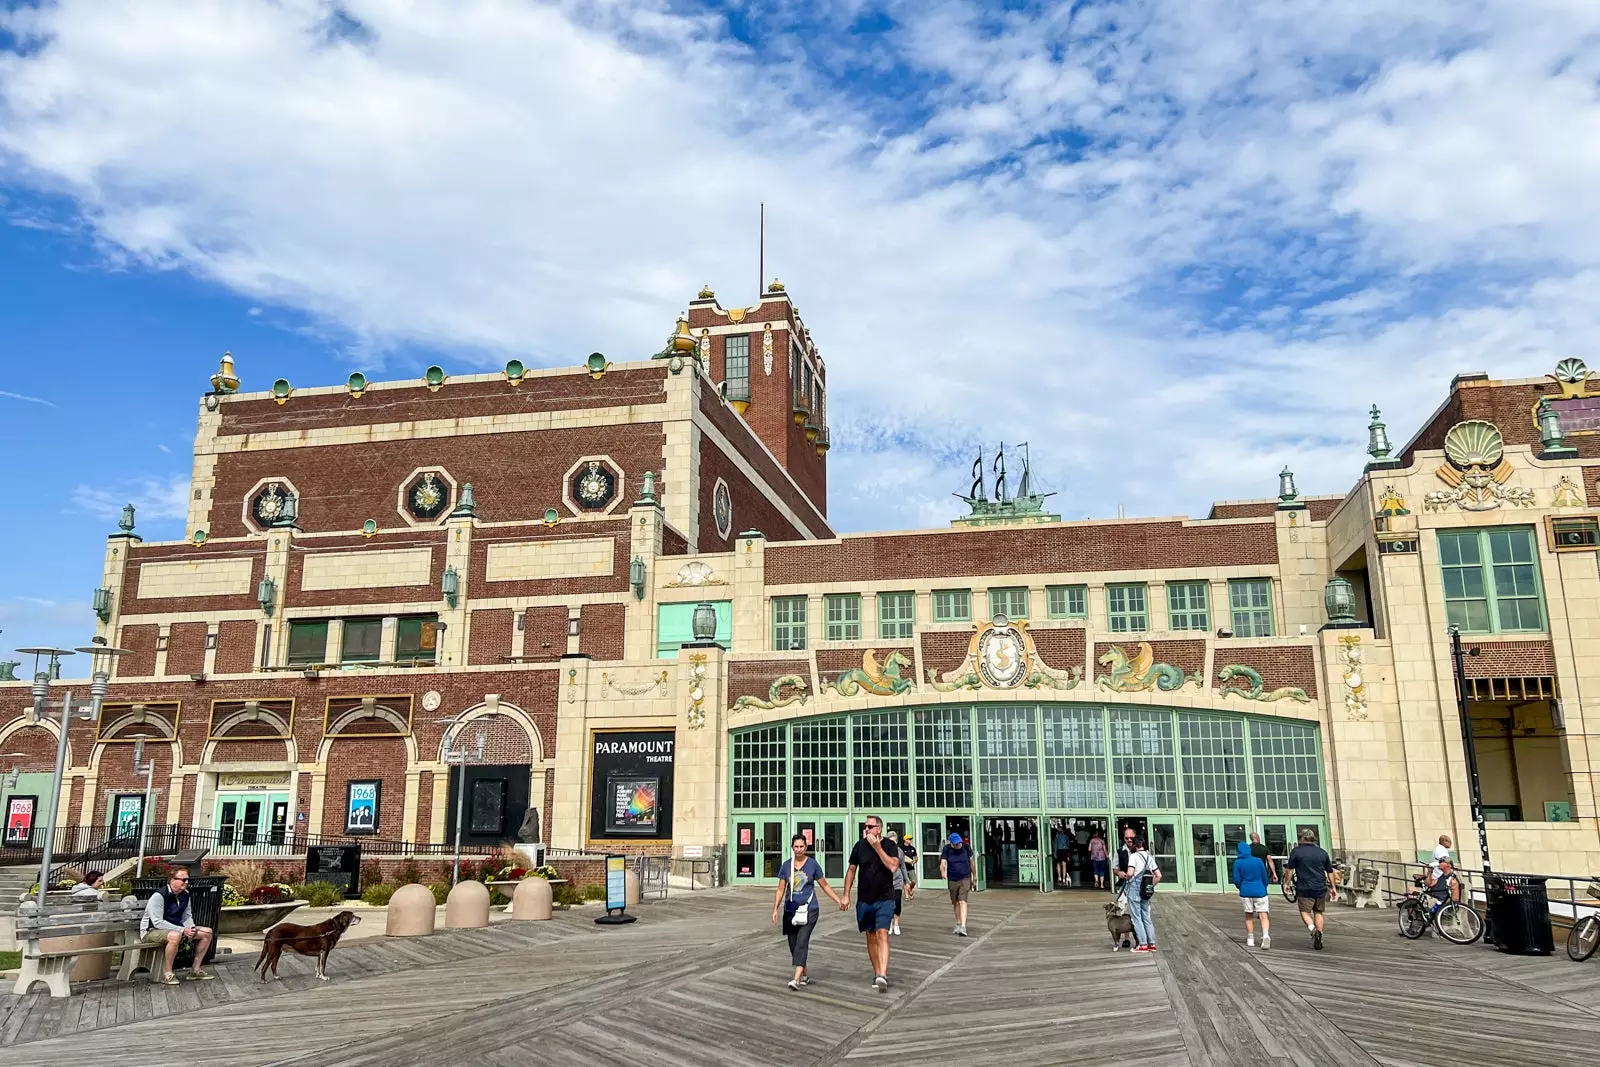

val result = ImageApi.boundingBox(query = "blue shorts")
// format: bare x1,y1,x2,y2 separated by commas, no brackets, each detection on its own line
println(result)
1093,859,1109,878
856,898,895,933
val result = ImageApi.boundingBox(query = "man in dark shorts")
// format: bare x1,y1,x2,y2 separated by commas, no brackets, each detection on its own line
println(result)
841,815,901,992
1285,827,1336,950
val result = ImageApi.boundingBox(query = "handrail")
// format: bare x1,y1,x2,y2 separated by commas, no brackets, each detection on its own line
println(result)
1351,855,1600,931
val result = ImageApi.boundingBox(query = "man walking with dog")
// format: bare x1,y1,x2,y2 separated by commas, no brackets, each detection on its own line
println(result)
840,815,901,992
139,866,215,984
1285,828,1337,950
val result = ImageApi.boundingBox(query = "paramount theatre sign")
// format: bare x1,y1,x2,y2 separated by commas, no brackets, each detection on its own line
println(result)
589,731,676,841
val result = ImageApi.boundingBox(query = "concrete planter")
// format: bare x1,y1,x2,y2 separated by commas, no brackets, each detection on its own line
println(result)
217,900,308,935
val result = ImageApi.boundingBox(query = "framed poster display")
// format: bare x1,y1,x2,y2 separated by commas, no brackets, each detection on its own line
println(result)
345,780,380,834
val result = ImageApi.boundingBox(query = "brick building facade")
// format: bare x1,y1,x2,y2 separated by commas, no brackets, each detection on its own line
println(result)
3,290,1598,889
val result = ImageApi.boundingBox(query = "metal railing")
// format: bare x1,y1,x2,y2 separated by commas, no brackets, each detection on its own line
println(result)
1351,855,1600,933
633,855,671,901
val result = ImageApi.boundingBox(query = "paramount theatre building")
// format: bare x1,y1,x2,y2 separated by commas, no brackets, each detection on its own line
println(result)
4,281,1599,892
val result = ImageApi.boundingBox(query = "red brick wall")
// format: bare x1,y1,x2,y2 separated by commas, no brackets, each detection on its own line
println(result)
728,659,812,707
1030,627,1086,674
1095,639,1206,677
321,735,409,837
1216,646,1320,698
469,525,630,599
120,542,265,615
698,384,831,532
164,622,209,677
579,603,626,661
218,367,667,437
697,431,807,550
469,608,514,666
521,606,570,663
1402,380,1600,464
115,624,161,678
209,424,667,537
66,776,84,826
96,739,179,824
4,724,60,772
1460,640,1556,678
1586,468,1600,507
1209,498,1343,521
768,521,1277,584
477,713,536,764
921,631,974,675
415,771,433,843
661,525,689,556
214,620,259,674
211,739,291,762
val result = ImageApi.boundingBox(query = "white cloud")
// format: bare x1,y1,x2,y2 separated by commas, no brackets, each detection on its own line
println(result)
3,1,1600,534
70,474,189,524
0,389,53,406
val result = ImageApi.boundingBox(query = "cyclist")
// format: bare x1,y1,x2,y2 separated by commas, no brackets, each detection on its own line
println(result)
1423,857,1461,923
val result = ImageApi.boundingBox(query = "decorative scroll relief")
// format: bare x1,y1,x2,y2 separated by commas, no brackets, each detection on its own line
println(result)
484,538,614,582
665,560,727,587
1423,421,1536,512
301,548,432,591
601,670,670,699
927,617,1081,693
687,654,709,729
137,557,253,599
1217,665,1310,703
1337,636,1367,720
1098,643,1201,693
733,675,809,710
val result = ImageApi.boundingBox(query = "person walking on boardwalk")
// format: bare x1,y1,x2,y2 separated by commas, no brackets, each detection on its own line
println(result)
1088,831,1109,890
940,831,975,936
1120,836,1161,952
1248,831,1278,886
1285,827,1336,950
886,829,906,936
1232,841,1271,949
772,834,845,990
840,815,901,992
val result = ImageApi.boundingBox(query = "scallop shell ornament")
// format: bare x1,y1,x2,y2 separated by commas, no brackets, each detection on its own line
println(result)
1553,357,1590,384
1443,420,1503,470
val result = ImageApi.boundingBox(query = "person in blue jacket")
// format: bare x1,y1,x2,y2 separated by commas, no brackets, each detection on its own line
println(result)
1231,840,1271,949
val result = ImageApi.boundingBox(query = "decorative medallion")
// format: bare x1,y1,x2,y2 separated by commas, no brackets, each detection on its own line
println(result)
407,471,451,520
1337,636,1367,720
1097,643,1201,693
420,691,442,712
762,323,773,376
687,654,709,729
361,518,379,537
665,561,727,587
698,329,711,370
712,478,733,539
826,650,916,696
1423,421,1536,512
1552,475,1585,508
253,482,287,525
928,618,1080,693
574,461,617,509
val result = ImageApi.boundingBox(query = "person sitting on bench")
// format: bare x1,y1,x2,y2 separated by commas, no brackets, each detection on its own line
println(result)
70,871,106,901
139,867,214,984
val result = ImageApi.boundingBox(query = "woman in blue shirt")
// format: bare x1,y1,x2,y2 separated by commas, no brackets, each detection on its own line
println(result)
771,834,846,990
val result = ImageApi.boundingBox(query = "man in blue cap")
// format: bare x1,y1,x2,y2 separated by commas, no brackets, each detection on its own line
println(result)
939,831,975,936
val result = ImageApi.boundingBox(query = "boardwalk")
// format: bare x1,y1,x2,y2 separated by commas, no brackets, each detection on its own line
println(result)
1,889,1596,1066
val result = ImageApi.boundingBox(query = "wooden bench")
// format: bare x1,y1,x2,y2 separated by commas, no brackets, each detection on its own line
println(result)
14,897,167,998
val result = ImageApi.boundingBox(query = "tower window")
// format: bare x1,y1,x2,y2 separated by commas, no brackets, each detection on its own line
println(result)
725,335,750,402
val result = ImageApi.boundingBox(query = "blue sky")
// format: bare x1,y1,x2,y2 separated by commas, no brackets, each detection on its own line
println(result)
4,0,1600,664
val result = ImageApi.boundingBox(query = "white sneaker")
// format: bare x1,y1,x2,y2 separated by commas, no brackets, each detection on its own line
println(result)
874,975,888,993
891,921,901,936
957,924,969,937
1261,936,1270,950
1246,936,1255,947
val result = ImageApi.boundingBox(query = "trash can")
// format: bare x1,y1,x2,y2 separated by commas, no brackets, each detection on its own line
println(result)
132,876,223,967
1485,873,1554,955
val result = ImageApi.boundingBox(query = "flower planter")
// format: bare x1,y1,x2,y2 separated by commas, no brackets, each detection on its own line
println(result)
217,899,308,935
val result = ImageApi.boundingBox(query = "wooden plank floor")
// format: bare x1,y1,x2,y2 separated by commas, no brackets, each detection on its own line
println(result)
1,889,1595,1066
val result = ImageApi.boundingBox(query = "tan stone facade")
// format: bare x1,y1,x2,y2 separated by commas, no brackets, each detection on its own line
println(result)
3,299,1597,885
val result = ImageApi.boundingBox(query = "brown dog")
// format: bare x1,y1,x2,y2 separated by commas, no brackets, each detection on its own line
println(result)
255,910,361,981
1105,900,1136,951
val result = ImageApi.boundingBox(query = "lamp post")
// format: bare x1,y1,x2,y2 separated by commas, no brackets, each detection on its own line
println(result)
1447,624,1496,945
438,721,486,886
131,738,156,878
16,641,125,907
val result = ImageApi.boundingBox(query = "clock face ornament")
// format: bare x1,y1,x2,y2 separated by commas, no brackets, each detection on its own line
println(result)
405,471,451,520
254,483,285,524
570,460,618,510
713,480,733,539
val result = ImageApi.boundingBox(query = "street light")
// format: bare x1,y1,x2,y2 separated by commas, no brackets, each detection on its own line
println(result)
15,640,126,906
1447,623,1497,945
437,719,486,886
131,739,156,878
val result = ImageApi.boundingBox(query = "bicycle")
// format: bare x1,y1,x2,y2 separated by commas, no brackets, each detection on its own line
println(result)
1565,879,1600,962
1279,860,1347,904
1397,886,1483,945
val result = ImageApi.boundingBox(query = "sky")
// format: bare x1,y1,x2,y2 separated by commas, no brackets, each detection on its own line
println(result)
3,0,1600,666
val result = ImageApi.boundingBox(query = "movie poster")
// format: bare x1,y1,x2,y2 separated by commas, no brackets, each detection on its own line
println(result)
345,780,380,834
606,777,659,835
588,730,674,840
114,794,144,840
4,796,35,846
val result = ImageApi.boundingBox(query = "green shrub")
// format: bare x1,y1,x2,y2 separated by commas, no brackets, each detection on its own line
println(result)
583,884,606,902
292,882,345,908
395,859,423,886
553,883,585,908
427,881,450,905
361,884,396,906
488,889,509,907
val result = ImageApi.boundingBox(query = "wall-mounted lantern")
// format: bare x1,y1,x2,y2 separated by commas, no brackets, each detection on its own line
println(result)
692,601,717,642
257,575,277,617
92,587,113,623
441,565,460,608
629,556,646,600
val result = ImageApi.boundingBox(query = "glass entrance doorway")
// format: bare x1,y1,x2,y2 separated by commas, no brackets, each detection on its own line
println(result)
1047,816,1109,889
1116,815,1179,886
917,814,972,888
982,816,1041,888
214,791,290,851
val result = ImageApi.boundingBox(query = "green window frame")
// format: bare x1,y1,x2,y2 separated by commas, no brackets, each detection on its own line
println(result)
978,706,1038,809
286,620,329,666
1047,585,1086,619
724,334,751,403
655,601,732,657
1043,705,1106,809
1178,714,1248,809
1107,584,1148,633
988,587,1028,620
731,725,787,810
878,591,915,640
1167,581,1210,632
395,615,439,663
1438,527,1544,633
824,594,861,642
932,589,971,623
1229,579,1274,637
792,719,847,809
771,596,807,651
853,712,910,809
914,708,973,808
1109,708,1176,808
1249,719,1321,810
340,618,383,663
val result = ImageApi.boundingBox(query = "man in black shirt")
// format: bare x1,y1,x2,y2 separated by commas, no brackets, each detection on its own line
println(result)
1114,826,1137,892
1285,827,1336,950
841,815,901,992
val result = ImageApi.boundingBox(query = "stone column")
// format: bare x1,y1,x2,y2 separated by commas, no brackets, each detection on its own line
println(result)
671,642,727,853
